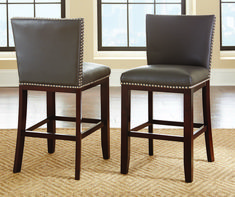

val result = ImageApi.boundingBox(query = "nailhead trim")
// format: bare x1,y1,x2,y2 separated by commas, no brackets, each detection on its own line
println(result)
20,76,110,89
78,18,84,87
11,17,83,21
121,79,209,89
121,82,189,89
20,82,80,89
208,16,216,78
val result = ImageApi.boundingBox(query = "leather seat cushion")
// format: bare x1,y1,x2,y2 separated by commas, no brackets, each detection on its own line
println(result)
121,65,209,87
82,62,111,86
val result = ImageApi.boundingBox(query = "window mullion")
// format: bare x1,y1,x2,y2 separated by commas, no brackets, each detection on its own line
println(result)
61,0,65,17
34,0,36,17
6,0,9,48
181,0,186,14
154,0,156,14
127,0,129,48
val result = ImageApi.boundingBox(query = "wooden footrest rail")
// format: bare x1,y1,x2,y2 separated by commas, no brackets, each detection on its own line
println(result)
26,116,101,131
24,121,103,141
129,120,207,142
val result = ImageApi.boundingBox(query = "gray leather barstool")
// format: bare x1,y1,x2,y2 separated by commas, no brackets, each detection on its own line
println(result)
120,15,215,182
11,18,110,180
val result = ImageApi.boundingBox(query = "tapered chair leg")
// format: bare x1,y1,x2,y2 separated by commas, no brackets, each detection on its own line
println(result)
148,91,153,156
184,89,194,183
101,78,110,159
203,81,214,162
47,92,56,154
13,87,28,173
75,90,82,180
121,85,131,174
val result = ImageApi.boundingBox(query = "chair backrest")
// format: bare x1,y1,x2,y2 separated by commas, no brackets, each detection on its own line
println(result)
11,18,84,87
146,15,215,70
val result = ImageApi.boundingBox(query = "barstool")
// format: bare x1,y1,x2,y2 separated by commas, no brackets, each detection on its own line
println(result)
120,14,215,182
12,18,110,180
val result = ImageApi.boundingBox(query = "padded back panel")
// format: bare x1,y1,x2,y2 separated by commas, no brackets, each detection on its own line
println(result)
146,15,215,69
11,18,84,86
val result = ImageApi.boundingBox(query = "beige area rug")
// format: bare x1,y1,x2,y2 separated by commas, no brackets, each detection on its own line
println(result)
0,128,235,196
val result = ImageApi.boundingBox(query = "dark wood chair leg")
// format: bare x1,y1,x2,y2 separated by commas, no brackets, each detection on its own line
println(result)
148,91,153,156
184,89,194,183
13,87,28,173
75,90,82,180
47,92,56,154
101,78,110,159
203,81,214,162
121,85,131,174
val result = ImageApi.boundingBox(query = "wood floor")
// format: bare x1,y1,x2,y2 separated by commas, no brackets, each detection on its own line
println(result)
0,86,235,129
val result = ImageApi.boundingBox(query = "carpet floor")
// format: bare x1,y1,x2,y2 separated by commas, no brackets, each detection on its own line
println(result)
0,128,234,196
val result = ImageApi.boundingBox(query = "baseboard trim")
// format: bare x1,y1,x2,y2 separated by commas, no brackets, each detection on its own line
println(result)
0,68,235,87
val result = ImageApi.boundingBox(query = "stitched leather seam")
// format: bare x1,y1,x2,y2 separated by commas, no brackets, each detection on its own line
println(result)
80,75,109,88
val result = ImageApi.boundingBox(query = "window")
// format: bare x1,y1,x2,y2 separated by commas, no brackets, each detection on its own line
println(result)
98,0,186,51
0,0,65,51
220,0,235,50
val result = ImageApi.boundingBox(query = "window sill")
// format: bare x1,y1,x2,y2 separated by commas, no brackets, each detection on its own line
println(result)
0,58,16,61
0,52,16,60
220,51,235,60
93,51,147,60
